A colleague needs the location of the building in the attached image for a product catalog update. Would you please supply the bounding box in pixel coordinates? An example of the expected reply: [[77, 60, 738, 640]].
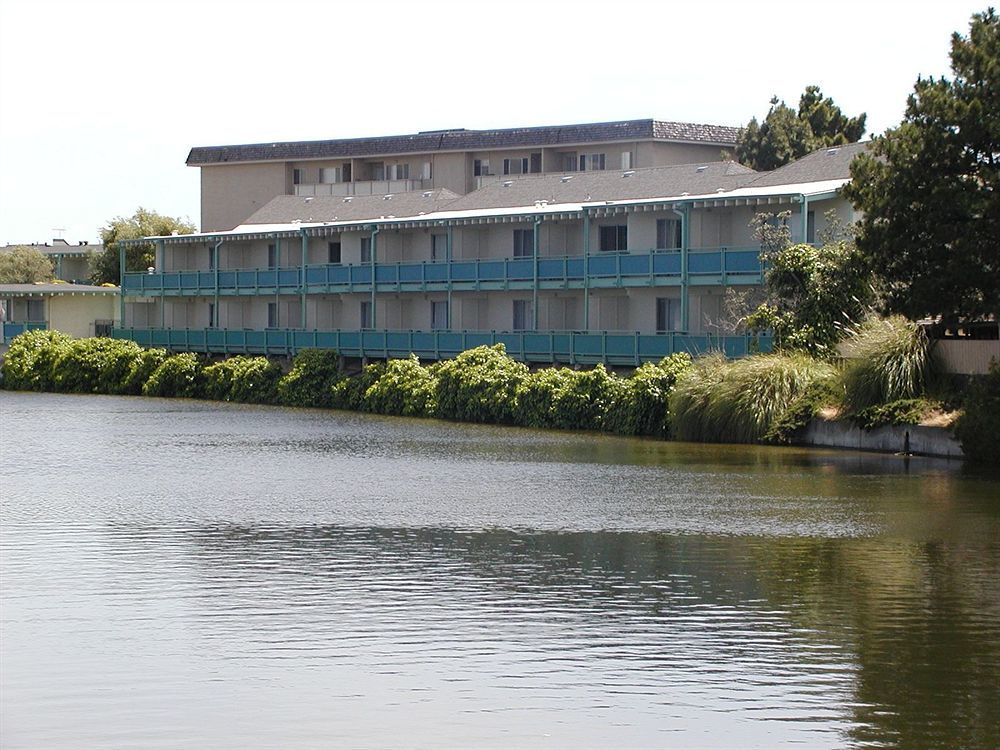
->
[[113, 133, 865, 366], [0, 283, 119, 344], [0, 240, 97, 284], [188, 118, 741, 233]]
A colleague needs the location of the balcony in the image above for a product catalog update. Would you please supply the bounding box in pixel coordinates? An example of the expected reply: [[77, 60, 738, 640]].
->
[[123, 247, 765, 297], [295, 179, 430, 197], [1, 320, 47, 343], [112, 326, 772, 366]]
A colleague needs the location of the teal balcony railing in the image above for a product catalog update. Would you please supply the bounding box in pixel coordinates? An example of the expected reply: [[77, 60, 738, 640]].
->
[[122, 247, 764, 297], [1, 320, 47, 343], [112, 327, 772, 366]]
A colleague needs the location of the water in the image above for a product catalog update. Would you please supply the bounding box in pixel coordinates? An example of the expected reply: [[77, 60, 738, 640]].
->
[[1, 391, 998, 749]]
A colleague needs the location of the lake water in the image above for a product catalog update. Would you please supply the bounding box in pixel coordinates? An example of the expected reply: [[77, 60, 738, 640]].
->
[[1, 391, 998, 749]]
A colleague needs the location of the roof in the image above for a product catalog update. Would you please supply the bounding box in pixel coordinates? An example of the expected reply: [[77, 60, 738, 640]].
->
[[748, 141, 869, 188], [0, 283, 118, 296], [1, 241, 96, 257], [187, 118, 742, 166], [441, 162, 758, 212], [240, 188, 461, 227]]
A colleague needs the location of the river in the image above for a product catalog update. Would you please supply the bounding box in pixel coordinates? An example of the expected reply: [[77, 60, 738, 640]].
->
[[1, 391, 998, 749]]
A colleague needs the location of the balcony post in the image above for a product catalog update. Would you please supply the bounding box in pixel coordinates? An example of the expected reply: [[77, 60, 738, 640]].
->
[[446, 222, 453, 328], [800, 193, 809, 244], [370, 225, 380, 329], [213, 238, 222, 329], [533, 216, 542, 330], [674, 205, 691, 332], [299, 228, 308, 329], [118, 241, 125, 326], [158, 239, 166, 330], [583, 207, 590, 332]]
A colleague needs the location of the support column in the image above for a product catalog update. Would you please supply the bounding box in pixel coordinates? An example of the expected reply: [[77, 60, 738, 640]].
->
[[370, 226, 379, 329], [532, 217, 542, 330], [213, 238, 221, 329], [582, 208, 590, 331], [446, 223, 453, 329], [299, 230, 308, 329], [679, 205, 691, 332], [118, 243, 125, 325]]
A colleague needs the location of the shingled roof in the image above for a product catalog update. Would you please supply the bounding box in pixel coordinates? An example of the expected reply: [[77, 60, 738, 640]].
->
[[240, 188, 462, 226], [187, 119, 741, 166], [748, 141, 868, 188]]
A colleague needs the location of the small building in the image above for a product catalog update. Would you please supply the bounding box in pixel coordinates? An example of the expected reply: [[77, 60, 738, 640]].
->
[[0, 240, 97, 284], [0, 284, 119, 344]]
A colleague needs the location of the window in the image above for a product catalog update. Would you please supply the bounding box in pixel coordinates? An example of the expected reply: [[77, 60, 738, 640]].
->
[[530, 152, 542, 173], [580, 153, 606, 171], [369, 162, 385, 181], [342, 163, 352, 182], [328, 241, 342, 264], [422, 161, 432, 180], [360, 300, 373, 329], [431, 234, 448, 261], [474, 159, 491, 177], [806, 210, 816, 244], [503, 157, 529, 175], [292, 168, 302, 185], [512, 229, 533, 257], [267, 302, 278, 328], [320, 167, 344, 184], [208, 246, 216, 270], [387, 163, 409, 180], [561, 152, 578, 172], [431, 301, 449, 330], [656, 298, 681, 332], [267, 243, 277, 269], [656, 218, 682, 250], [513, 300, 533, 331], [26, 299, 45, 322], [599, 225, 628, 252], [360, 237, 372, 264], [621, 151, 632, 170], [208, 302, 216, 329]]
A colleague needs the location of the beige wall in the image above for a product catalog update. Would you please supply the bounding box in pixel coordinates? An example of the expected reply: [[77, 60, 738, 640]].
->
[[201, 162, 289, 232], [48, 295, 118, 338]]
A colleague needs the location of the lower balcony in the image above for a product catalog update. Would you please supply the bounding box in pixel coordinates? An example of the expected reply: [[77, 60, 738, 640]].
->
[[1, 320, 47, 343], [111, 327, 772, 366]]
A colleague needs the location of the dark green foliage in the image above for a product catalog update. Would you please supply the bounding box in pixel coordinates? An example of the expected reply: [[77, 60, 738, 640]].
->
[[603, 354, 693, 437], [851, 399, 934, 431], [765, 375, 844, 443], [844, 10, 999, 324], [91, 207, 196, 285], [363, 355, 438, 417], [736, 86, 866, 171], [121, 348, 168, 395], [670, 353, 837, 443], [841, 317, 936, 411], [515, 365, 618, 431], [51, 338, 145, 394], [203, 356, 282, 404], [954, 361, 1000, 465], [277, 349, 343, 408], [330, 361, 385, 411], [142, 353, 205, 399], [0, 245, 55, 283], [0, 329, 72, 391], [434, 344, 529, 424]]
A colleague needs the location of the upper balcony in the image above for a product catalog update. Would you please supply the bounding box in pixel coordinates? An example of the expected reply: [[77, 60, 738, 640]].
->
[[295, 179, 431, 198]]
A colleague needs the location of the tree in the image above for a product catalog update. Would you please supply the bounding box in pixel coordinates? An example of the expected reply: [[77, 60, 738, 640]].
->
[[844, 9, 999, 324], [0, 246, 55, 283], [736, 86, 867, 171], [90, 207, 196, 285]]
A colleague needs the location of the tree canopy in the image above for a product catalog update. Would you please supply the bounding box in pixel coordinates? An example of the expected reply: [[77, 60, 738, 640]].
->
[[0, 246, 55, 284], [90, 207, 196, 285], [736, 86, 866, 171], [844, 9, 999, 325]]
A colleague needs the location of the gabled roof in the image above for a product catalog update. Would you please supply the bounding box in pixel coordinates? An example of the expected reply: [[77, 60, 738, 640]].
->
[[748, 141, 868, 188], [239, 188, 461, 227], [187, 118, 741, 166]]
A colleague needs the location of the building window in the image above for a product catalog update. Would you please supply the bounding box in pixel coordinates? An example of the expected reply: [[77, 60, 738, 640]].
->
[[422, 161, 432, 180], [530, 152, 542, 173], [503, 157, 529, 175], [656, 218, 682, 250], [267, 243, 277, 269], [431, 301, 449, 330], [320, 167, 344, 184], [512, 229, 533, 258], [360, 300, 373, 329], [26, 299, 45, 322], [388, 163, 409, 180], [474, 159, 491, 177], [208, 246, 216, 270], [431, 234, 448, 261], [369, 162, 385, 181], [292, 169, 302, 185], [513, 300, 533, 331], [328, 241, 342, 264], [621, 151, 633, 170], [208, 302, 216, 329], [360, 237, 372, 264], [656, 298, 681, 333], [561, 152, 578, 172], [581, 153, 606, 171], [267, 302, 278, 328], [343, 164, 352, 182], [599, 225, 628, 252]]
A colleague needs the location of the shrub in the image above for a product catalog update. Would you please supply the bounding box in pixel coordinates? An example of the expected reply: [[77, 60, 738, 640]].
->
[[142, 353, 205, 398], [121, 348, 168, 395], [364, 355, 437, 417], [954, 361, 1000, 465], [203, 356, 282, 404], [851, 398, 935, 431], [277, 349, 342, 408], [515, 367, 577, 428], [841, 316, 936, 411], [0, 329, 72, 391], [330, 361, 385, 411], [671, 352, 837, 443], [435, 344, 528, 424], [550, 365, 618, 431], [51, 337, 145, 394], [765, 374, 844, 443], [604, 353, 693, 437]]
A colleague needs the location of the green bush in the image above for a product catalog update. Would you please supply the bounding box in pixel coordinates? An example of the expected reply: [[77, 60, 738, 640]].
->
[[142, 353, 206, 398], [434, 344, 528, 424], [671, 352, 837, 443], [121, 348, 168, 395], [51, 337, 145, 394], [330, 361, 385, 411], [364, 355, 437, 417], [203, 356, 282, 404], [954, 361, 1000, 465], [841, 316, 936, 411], [277, 349, 342, 408], [851, 398, 934, 431], [0, 329, 72, 391], [515, 367, 577, 428], [765, 374, 844, 443], [603, 353, 693, 437]]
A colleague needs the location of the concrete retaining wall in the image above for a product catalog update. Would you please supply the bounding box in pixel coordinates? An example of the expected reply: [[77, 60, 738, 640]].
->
[[802, 419, 964, 459]]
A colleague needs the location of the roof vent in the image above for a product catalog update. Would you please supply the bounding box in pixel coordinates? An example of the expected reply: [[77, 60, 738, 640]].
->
[[502, 180, 513, 188], [696, 165, 708, 173], [622, 170, 635, 178], [343, 197, 353, 203], [826, 147, 840, 155], [560, 175, 574, 183], [681, 191, 690, 196], [304, 197, 313, 203], [383, 194, 393, 200], [422, 190, 433, 198]]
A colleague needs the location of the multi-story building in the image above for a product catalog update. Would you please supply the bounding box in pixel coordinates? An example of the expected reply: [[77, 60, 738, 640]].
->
[[115, 136, 865, 366], [188, 119, 741, 233]]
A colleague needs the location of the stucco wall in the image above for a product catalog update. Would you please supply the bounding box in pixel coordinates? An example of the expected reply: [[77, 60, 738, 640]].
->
[[49, 295, 117, 338]]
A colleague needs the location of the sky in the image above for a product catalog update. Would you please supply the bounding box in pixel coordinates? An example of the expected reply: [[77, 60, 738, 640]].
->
[[0, 0, 987, 245]]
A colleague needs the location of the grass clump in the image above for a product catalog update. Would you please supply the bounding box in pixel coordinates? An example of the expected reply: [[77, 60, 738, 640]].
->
[[1, 329, 72, 391], [841, 316, 936, 411], [143, 353, 206, 398]]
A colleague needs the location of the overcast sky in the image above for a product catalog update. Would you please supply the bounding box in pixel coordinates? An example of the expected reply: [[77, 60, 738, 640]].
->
[[0, 0, 986, 244]]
